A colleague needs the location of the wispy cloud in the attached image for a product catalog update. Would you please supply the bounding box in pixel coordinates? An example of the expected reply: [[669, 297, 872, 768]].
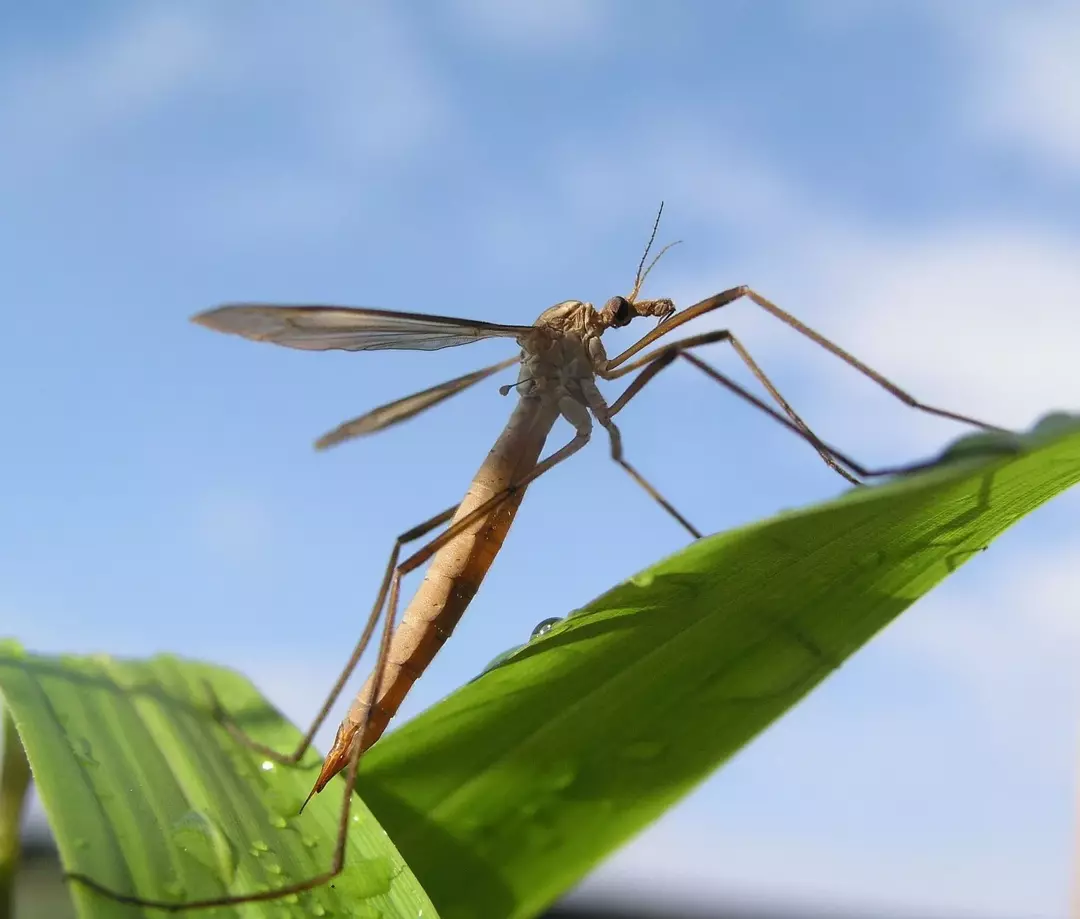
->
[[0, 3, 453, 242], [944, 2, 1080, 176], [0, 7, 216, 174], [892, 539, 1080, 758], [792, 222, 1080, 450], [574, 815, 1066, 919]]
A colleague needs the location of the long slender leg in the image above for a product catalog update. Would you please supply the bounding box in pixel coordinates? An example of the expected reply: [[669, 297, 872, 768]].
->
[[608, 286, 1006, 434], [606, 330, 975, 481], [613, 448, 702, 538], [67, 425, 592, 913], [582, 376, 702, 538], [604, 329, 860, 485]]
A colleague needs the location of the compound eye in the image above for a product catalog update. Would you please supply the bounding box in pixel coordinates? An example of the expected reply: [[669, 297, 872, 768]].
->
[[605, 295, 633, 327]]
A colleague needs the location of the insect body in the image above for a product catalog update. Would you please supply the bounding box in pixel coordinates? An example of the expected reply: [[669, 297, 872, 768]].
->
[[68, 208, 1002, 910]]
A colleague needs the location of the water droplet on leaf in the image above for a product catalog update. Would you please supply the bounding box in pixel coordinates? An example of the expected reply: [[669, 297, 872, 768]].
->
[[72, 737, 99, 768], [530, 617, 562, 639], [163, 878, 186, 898], [349, 857, 394, 898], [171, 810, 238, 885]]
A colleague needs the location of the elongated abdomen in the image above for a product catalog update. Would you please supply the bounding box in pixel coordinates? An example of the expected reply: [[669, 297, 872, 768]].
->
[[311, 395, 559, 792]]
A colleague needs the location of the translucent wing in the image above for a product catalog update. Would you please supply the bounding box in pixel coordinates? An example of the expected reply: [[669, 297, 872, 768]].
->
[[192, 304, 535, 352], [315, 356, 520, 450]]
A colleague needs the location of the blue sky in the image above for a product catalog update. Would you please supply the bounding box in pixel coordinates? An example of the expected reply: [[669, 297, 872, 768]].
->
[[3, 2, 1080, 916]]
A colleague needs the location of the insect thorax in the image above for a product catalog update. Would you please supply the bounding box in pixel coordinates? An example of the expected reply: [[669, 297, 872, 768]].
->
[[531, 299, 600, 338], [515, 300, 607, 400]]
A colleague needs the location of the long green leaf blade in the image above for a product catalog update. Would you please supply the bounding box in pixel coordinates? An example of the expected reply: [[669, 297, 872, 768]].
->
[[358, 415, 1080, 919]]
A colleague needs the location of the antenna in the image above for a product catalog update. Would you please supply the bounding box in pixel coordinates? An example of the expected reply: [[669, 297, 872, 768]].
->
[[629, 202, 682, 302]]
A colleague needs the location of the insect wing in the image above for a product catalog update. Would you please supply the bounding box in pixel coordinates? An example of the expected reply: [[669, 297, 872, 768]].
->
[[315, 356, 520, 449], [192, 304, 534, 352]]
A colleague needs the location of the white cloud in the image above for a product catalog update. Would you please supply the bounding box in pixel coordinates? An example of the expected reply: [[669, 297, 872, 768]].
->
[[572, 818, 1066, 919], [907, 3, 1080, 178], [793, 223, 1080, 451], [891, 540, 1080, 762], [288, 5, 451, 165], [0, 7, 216, 171], [795, 1, 1080, 176], [549, 109, 815, 240], [932, 2, 1080, 176], [0, 3, 452, 241]]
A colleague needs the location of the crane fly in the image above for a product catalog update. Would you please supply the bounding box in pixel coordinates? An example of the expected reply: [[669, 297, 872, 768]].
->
[[68, 207, 1004, 910]]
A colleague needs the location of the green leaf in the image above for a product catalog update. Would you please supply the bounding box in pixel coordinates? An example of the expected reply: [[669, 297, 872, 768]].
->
[[1, 703, 32, 919], [356, 413, 1080, 919], [0, 649, 439, 919]]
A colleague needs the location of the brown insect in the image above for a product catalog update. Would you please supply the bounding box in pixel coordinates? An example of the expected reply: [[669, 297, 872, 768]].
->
[[69, 206, 1001, 909]]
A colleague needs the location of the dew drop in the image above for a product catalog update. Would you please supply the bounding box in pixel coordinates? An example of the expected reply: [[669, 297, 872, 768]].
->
[[170, 810, 238, 885], [530, 617, 562, 639], [163, 878, 186, 899], [301, 835, 319, 849], [71, 737, 99, 768], [349, 857, 394, 898], [261, 760, 276, 772], [269, 814, 288, 829], [266, 786, 306, 819], [284, 893, 299, 904], [312, 906, 328, 917], [266, 861, 284, 876]]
